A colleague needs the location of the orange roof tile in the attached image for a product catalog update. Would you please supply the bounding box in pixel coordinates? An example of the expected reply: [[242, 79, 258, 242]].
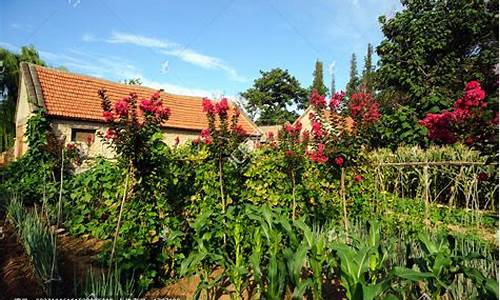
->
[[32, 65, 260, 135]]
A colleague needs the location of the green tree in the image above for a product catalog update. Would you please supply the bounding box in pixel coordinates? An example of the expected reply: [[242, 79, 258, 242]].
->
[[241, 68, 308, 125], [0, 45, 46, 151], [346, 53, 359, 97], [310, 60, 328, 96], [123, 78, 142, 85], [362, 43, 374, 92], [375, 0, 499, 116]]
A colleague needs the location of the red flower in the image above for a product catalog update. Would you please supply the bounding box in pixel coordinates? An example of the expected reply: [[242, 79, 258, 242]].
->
[[103, 111, 114, 122], [354, 175, 363, 183], [329, 91, 345, 111], [285, 149, 294, 157], [86, 134, 94, 145], [215, 98, 229, 116], [334, 156, 344, 167], [202, 97, 215, 114], [311, 120, 323, 139], [309, 143, 328, 164], [114, 99, 129, 117], [267, 131, 275, 141], [419, 111, 457, 144], [301, 131, 310, 143], [105, 128, 116, 140], [233, 125, 247, 136], [348, 92, 380, 124], [66, 143, 76, 151], [310, 89, 326, 109], [200, 128, 212, 144], [477, 172, 489, 182], [492, 112, 499, 126], [465, 136, 474, 145], [139, 98, 156, 113], [151, 91, 161, 100], [157, 106, 171, 119]]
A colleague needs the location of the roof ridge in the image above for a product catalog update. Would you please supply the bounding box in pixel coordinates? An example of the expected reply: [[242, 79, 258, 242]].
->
[[30, 63, 206, 101]]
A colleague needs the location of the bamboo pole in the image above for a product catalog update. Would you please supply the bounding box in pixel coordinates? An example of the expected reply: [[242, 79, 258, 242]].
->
[[423, 163, 430, 221], [340, 168, 348, 234], [109, 165, 130, 273]]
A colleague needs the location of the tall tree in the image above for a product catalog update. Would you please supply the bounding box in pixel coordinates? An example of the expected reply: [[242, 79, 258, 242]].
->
[[346, 53, 359, 97], [0, 45, 46, 151], [310, 59, 328, 96], [362, 43, 374, 92], [241, 68, 308, 125], [375, 0, 498, 116]]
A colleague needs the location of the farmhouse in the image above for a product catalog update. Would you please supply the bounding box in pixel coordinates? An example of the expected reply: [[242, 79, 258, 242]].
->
[[14, 63, 260, 159], [294, 105, 355, 133]]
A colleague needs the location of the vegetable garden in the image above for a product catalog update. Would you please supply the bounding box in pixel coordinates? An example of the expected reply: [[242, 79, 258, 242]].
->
[[0, 78, 498, 300]]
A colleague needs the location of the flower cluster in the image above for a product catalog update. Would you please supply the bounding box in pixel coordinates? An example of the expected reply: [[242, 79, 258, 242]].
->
[[114, 97, 130, 117], [308, 143, 328, 164], [309, 89, 326, 109], [311, 119, 323, 139], [200, 128, 212, 145], [139, 92, 171, 119], [348, 92, 380, 124], [284, 121, 302, 137], [419, 81, 497, 145], [202, 97, 230, 116], [419, 111, 457, 144], [329, 91, 346, 111]]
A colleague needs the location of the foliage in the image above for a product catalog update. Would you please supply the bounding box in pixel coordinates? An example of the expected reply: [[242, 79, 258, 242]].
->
[[346, 53, 359, 97], [309, 59, 328, 97], [240, 68, 308, 124], [361, 43, 374, 92], [368, 105, 428, 150], [0, 109, 60, 204], [0, 45, 46, 151], [375, 0, 499, 116], [7, 197, 59, 296], [419, 81, 499, 158]]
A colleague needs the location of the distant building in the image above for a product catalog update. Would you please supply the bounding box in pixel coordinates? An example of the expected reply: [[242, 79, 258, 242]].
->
[[14, 63, 260, 159]]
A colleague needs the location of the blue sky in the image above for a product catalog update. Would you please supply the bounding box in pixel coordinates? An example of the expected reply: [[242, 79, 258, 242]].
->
[[1, 0, 401, 102]]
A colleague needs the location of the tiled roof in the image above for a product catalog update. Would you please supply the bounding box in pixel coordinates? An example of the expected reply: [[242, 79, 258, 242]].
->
[[31, 65, 260, 134]]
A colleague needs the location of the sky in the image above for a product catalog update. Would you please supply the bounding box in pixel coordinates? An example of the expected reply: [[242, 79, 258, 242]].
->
[[1, 0, 401, 102]]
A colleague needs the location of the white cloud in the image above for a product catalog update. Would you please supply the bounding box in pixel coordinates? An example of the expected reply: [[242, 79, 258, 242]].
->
[[104, 31, 245, 82], [108, 31, 178, 49], [328, 60, 336, 75], [0, 41, 19, 51], [141, 78, 220, 97]]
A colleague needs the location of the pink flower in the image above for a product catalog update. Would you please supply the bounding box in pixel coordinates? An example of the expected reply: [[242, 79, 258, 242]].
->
[[157, 106, 171, 119], [105, 128, 116, 140], [354, 175, 363, 183], [233, 125, 247, 136], [202, 97, 215, 114], [103, 111, 114, 122], [139, 99, 156, 114], [309, 143, 328, 164], [86, 134, 94, 145], [329, 91, 345, 111], [267, 131, 275, 141], [200, 128, 212, 144], [334, 156, 344, 167], [295, 121, 302, 132], [151, 91, 161, 100], [215, 98, 229, 116], [114, 99, 129, 117], [310, 89, 326, 109], [311, 120, 323, 139]]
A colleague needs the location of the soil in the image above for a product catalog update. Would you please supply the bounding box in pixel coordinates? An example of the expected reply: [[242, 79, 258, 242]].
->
[[0, 217, 43, 300]]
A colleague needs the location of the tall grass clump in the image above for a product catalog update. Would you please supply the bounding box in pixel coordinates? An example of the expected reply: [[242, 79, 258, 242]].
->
[[77, 268, 135, 298], [6, 198, 60, 295]]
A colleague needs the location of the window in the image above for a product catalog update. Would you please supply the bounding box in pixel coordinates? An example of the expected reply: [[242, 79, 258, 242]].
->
[[71, 128, 96, 144]]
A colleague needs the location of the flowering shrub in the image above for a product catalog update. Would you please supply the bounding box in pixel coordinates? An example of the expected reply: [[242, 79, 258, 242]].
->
[[307, 90, 381, 169], [419, 81, 499, 156]]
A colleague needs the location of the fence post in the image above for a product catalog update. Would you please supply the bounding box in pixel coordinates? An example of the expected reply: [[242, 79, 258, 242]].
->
[[423, 163, 430, 220], [341, 167, 349, 234]]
